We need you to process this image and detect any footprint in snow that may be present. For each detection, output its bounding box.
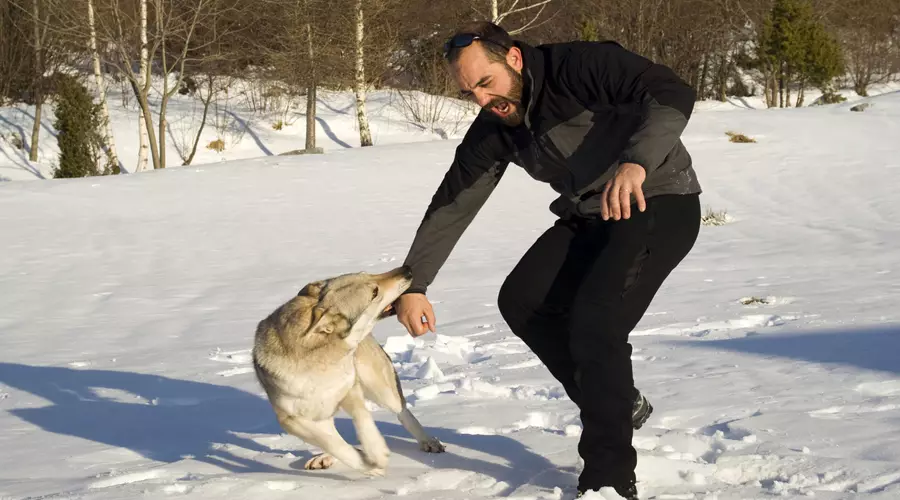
[89,469,168,489]
[458,411,582,437]
[631,314,795,337]
[856,380,900,397]
[395,469,506,496]
[208,349,252,364]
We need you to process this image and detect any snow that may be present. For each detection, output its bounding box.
[2,80,900,500]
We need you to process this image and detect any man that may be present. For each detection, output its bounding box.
[392,21,702,500]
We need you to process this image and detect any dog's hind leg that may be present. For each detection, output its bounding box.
[273,407,381,476]
[355,336,446,454]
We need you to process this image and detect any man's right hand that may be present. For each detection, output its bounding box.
[394,293,436,337]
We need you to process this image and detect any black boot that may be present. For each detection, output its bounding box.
[631,388,653,430]
[575,480,639,500]
[614,479,639,500]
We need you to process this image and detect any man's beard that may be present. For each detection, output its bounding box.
[484,64,525,127]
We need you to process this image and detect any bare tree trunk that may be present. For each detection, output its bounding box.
[785,69,792,108]
[778,66,784,108]
[158,0,168,170]
[717,50,730,102]
[136,0,150,172]
[132,81,161,170]
[305,20,317,151]
[354,0,372,147]
[769,71,777,108]
[159,83,168,169]
[184,76,214,165]
[29,0,42,163]
[698,54,709,100]
[88,0,119,171]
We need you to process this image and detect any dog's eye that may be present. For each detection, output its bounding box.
[372,286,379,299]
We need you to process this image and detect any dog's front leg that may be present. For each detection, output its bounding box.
[340,382,390,473]
[274,407,380,476]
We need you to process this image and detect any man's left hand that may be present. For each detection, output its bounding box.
[601,162,646,221]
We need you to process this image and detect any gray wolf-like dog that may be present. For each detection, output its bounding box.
[252,265,445,476]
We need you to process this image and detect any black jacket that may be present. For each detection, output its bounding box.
[402,40,702,294]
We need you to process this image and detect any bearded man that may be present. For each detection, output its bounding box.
[392,21,703,500]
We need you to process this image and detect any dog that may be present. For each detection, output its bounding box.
[252,265,445,476]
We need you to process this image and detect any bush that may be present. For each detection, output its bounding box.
[207,138,225,152]
[726,131,757,143]
[52,75,116,178]
[818,91,847,104]
[701,207,731,226]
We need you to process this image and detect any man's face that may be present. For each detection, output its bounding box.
[450,44,525,127]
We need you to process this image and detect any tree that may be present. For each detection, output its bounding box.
[87,0,243,170]
[53,75,116,178]
[0,0,32,105]
[487,0,556,35]
[830,0,900,96]
[354,0,373,147]
[87,0,119,170]
[753,0,843,108]
[796,22,843,105]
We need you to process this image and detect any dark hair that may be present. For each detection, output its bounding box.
[444,21,513,64]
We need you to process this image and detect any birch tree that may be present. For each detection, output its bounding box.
[136,0,149,171]
[354,0,372,147]
[87,0,119,170]
[91,0,240,170]
[154,0,212,170]
[478,0,556,34]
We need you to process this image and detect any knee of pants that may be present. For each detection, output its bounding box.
[497,276,538,330]
[568,335,633,369]
[567,303,634,368]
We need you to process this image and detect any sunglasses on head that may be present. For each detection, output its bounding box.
[443,33,510,58]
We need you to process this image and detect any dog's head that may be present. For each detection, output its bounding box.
[289,265,414,340]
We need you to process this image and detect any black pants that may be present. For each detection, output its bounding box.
[497,193,701,491]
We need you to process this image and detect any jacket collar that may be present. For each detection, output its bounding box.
[515,41,544,129]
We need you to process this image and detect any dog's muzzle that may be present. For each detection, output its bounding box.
[379,303,398,319]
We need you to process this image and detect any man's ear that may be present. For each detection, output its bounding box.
[506,46,523,72]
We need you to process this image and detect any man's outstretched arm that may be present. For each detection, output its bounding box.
[397,115,509,335]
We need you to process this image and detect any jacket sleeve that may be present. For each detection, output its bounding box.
[564,41,696,176]
[402,115,509,295]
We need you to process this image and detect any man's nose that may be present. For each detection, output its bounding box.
[472,90,492,108]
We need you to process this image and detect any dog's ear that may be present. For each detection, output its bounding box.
[307,305,344,335]
[297,280,325,298]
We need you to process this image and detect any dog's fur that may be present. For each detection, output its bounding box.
[252,265,445,476]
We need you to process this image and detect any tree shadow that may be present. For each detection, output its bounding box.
[0,363,558,493]
[16,107,59,139]
[314,116,352,149]
[0,114,47,179]
[225,111,273,156]
[675,323,900,375]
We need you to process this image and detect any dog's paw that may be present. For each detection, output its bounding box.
[420,437,446,453]
[363,466,386,478]
[304,453,336,470]
[364,447,391,470]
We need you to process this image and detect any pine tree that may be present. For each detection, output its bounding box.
[755,0,844,108]
[53,76,117,178]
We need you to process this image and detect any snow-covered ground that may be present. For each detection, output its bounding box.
[1,80,900,500]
